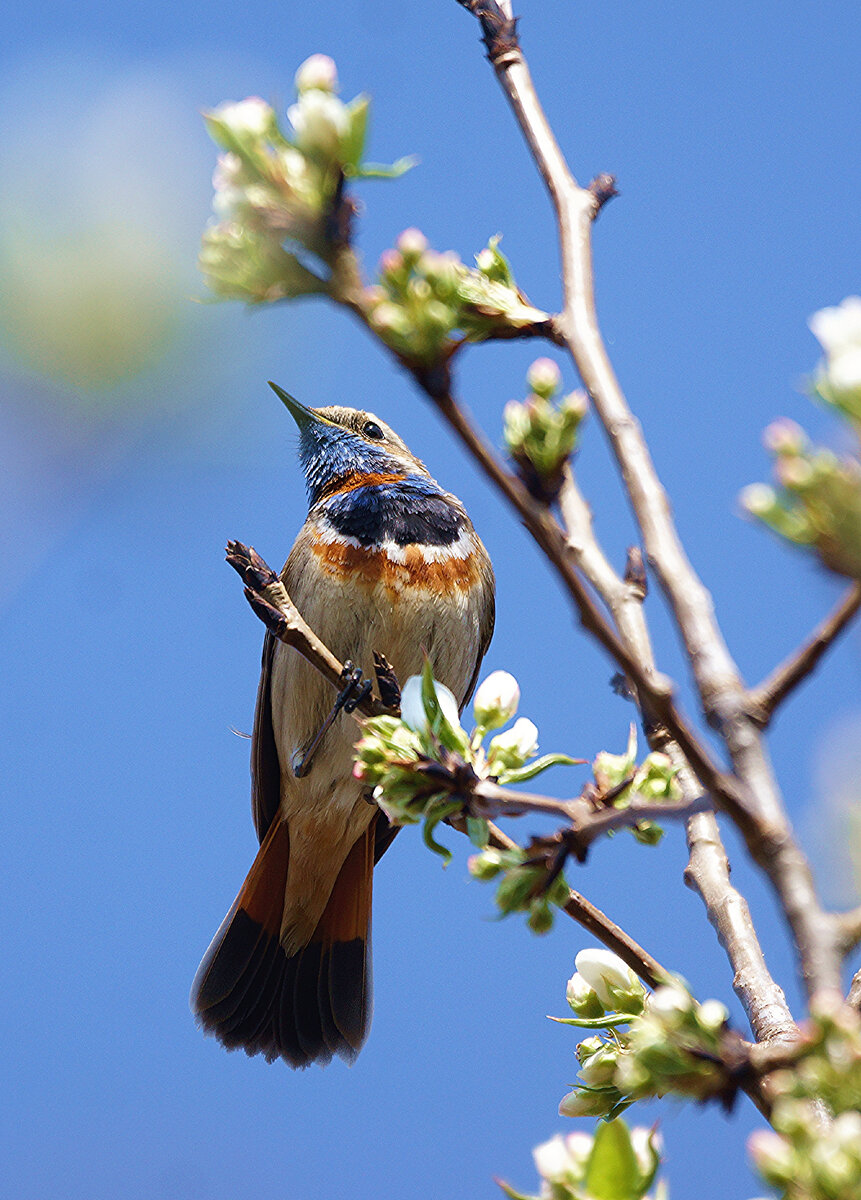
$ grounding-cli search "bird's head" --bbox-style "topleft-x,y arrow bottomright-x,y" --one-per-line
269,382 -> 430,502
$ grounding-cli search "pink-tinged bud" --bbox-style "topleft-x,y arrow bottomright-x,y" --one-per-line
748,1130 -> 795,1179
763,418 -> 806,455
295,54 -> 339,95
379,249 -> 404,277
396,227 -> 428,262
527,357 -> 561,399
775,455 -> 813,490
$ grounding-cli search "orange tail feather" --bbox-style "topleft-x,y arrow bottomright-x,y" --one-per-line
191,817 -> 375,1068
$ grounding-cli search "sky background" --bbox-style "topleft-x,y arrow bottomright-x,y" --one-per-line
2,2 -> 860,1198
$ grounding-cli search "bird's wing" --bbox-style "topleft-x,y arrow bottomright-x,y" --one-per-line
460,545 -> 496,710
251,630 -> 283,843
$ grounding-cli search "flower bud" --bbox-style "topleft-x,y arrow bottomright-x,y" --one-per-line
527,357 -> 561,400
748,1130 -> 796,1183
473,670 -> 520,731
630,1127 -> 662,1183
740,483 -> 778,518
487,717 -> 539,772
697,999 -> 729,1033
295,53 -> 339,94
397,227 -> 428,263
468,849 -> 504,880
647,985 -> 692,1023
558,1087 -> 620,1118
287,91 -> 349,159
206,96 -> 274,140
399,674 -> 461,734
532,1135 -> 572,1183
574,948 -> 646,1012
763,418 -> 806,455
566,971 -> 606,1018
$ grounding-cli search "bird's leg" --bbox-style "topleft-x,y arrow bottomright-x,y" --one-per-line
292,661 -> 373,778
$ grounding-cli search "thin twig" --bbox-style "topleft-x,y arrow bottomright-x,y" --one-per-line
484,820 -> 670,989
472,778 -> 711,838
226,540 -> 388,718
457,0 -> 840,1000
748,582 -> 861,728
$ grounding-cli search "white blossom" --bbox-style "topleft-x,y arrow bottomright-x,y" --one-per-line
209,96 -> 274,138
574,948 -> 640,1009
288,90 -> 349,158
473,670 -> 520,730
295,53 -> 339,94
399,674 -> 461,734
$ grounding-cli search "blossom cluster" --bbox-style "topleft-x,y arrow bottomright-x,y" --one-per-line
353,665 -> 575,862
503,358 -> 588,500
749,999 -> 861,1200
199,55 -> 411,302
366,232 -> 550,365
742,297 -> 861,580
499,1119 -> 663,1200
554,950 -> 730,1120
742,418 -> 861,581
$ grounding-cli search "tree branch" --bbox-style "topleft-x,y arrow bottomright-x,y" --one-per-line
472,778 -> 711,838
557,465 -> 797,1043
748,582 -> 861,728
225,540 -> 388,717
457,0 -> 840,1000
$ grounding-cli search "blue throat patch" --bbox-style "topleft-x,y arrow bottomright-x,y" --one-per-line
320,475 -> 465,548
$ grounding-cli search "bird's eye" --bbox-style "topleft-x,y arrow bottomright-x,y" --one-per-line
362,420 -> 384,440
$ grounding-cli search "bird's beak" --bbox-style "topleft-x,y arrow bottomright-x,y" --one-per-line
268,381 -> 335,429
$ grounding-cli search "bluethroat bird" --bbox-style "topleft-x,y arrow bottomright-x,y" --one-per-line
192,384 -> 495,1067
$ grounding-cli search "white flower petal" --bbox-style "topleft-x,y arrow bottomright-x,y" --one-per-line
574,948 -> 637,1008
809,296 -> 861,358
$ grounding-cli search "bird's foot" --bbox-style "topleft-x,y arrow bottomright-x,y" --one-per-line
292,661 -> 372,778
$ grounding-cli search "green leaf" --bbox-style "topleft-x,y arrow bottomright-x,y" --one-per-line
499,753 -> 584,784
466,816 -> 490,848
584,1119 -> 640,1200
354,155 -> 419,179
341,94 -> 370,172
548,1013 -> 635,1030
631,820 -> 664,846
422,798 -> 461,861
495,1182 -> 535,1200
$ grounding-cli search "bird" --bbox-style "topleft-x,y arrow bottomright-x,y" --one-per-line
191,384 -> 495,1067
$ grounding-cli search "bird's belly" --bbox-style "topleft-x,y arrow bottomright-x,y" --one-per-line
272,540 -> 486,772
267,541 -> 486,951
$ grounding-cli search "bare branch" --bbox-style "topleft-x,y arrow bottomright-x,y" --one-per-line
684,810 -> 797,1044
457,0 -> 840,999
835,906 -> 861,957
848,968 -> 861,1012
558,466 -> 797,1042
226,540 -> 388,718
748,582 -> 861,728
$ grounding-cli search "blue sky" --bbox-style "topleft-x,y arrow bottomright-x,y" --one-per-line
2,3 -> 860,1198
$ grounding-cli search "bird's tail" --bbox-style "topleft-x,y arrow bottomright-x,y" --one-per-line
191,815 -> 375,1067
